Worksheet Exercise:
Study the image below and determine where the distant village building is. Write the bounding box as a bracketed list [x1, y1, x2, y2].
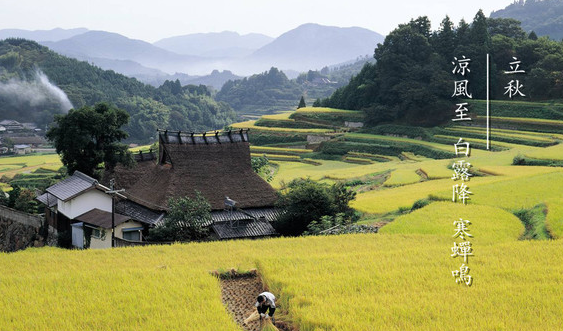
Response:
[0, 120, 47, 153]
[0, 120, 25, 132]
[13, 144, 31, 155]
[9, 136, 48, 147]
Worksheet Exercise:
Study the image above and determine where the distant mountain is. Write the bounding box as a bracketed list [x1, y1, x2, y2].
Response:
[41, 31, 205, 74]
[0, 28, 88, 42]
[154, 31, 273, 58]
[135, 70, 241, 90]
[7, 24, 385, 80]
[490, 0, 563, 40]
[81, 57, 167, 77]
[244, 23, 384, 73]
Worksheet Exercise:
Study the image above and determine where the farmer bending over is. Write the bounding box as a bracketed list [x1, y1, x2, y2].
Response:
[255, 291, 276, 322]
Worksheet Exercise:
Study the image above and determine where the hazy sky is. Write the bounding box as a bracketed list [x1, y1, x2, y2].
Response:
[0, 0, 514, 42]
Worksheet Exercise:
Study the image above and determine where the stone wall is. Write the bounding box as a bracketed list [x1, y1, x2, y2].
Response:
[0, 206, 49, 252]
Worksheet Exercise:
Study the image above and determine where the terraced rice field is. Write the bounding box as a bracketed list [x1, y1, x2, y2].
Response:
[232, 120, 332, 133]
[0, 153, 62, 180]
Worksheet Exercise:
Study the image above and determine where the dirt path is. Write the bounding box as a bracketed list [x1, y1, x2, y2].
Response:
[220, 275, 294, 331]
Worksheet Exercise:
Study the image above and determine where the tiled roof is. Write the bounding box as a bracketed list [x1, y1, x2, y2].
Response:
[115, 200, 165, 226]
[0, 120, 21, 126]
[74, 208, 131, 229]
[36, 192, 57, 208]
[46, 171, 99, 201]
[211, 208, 280, 224]
[211, 219, 278, 239]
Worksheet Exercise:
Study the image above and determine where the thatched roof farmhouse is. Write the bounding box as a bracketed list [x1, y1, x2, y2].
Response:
[105, 129, 279, 240]
[38, 129, 279, 248]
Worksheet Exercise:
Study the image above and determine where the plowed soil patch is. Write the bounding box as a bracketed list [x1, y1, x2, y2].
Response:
[220, 275, 293, 331]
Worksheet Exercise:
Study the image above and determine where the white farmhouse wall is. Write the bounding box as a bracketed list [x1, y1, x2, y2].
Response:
[57, 190, 112, 220]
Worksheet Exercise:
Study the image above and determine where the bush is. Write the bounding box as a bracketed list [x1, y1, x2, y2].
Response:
[512, 154, 563, 167]
[304, 213, 350, 235]
[274, 179, 356, 236]
[410, 198, 432, 212]
[148, 191, 211, 241]
[249, 133, 307, 146]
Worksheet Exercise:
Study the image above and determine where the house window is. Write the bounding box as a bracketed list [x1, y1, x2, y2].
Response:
[92, 228, 102, 239]
[122, 227, 143, 241]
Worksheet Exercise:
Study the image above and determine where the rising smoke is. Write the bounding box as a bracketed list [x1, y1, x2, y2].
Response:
[0, 69, 74, 112]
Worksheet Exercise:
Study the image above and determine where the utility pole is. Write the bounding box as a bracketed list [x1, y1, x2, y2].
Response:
[106, 179, 125, 248]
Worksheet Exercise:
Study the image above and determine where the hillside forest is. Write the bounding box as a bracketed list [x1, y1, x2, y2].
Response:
[491, 0, 563, 40]
[321, 10, 563, 127]
[0, 39, 237, 142]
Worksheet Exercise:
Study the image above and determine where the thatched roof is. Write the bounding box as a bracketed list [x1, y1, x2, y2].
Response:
[106, 130, 278, 211]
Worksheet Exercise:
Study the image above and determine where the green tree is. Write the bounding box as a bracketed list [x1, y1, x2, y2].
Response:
[148, 191, 211, 241]
[297, 96, 306, 109]
[46, 102, 133, 179]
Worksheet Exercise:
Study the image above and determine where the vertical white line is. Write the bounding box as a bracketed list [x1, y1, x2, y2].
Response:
[487, 53, 490, 150]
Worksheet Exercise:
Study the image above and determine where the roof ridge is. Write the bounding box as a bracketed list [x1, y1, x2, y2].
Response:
[73, 171, 98, 185]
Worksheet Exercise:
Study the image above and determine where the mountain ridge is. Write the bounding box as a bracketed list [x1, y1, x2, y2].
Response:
[2, 24, 384, 81]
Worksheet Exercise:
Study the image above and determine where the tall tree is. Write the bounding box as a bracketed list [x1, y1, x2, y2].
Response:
[297, 96, 306, 109]
[454, 19, 471, 49]
[436, 16, 456, 59]
[46, 102, 133, 179]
